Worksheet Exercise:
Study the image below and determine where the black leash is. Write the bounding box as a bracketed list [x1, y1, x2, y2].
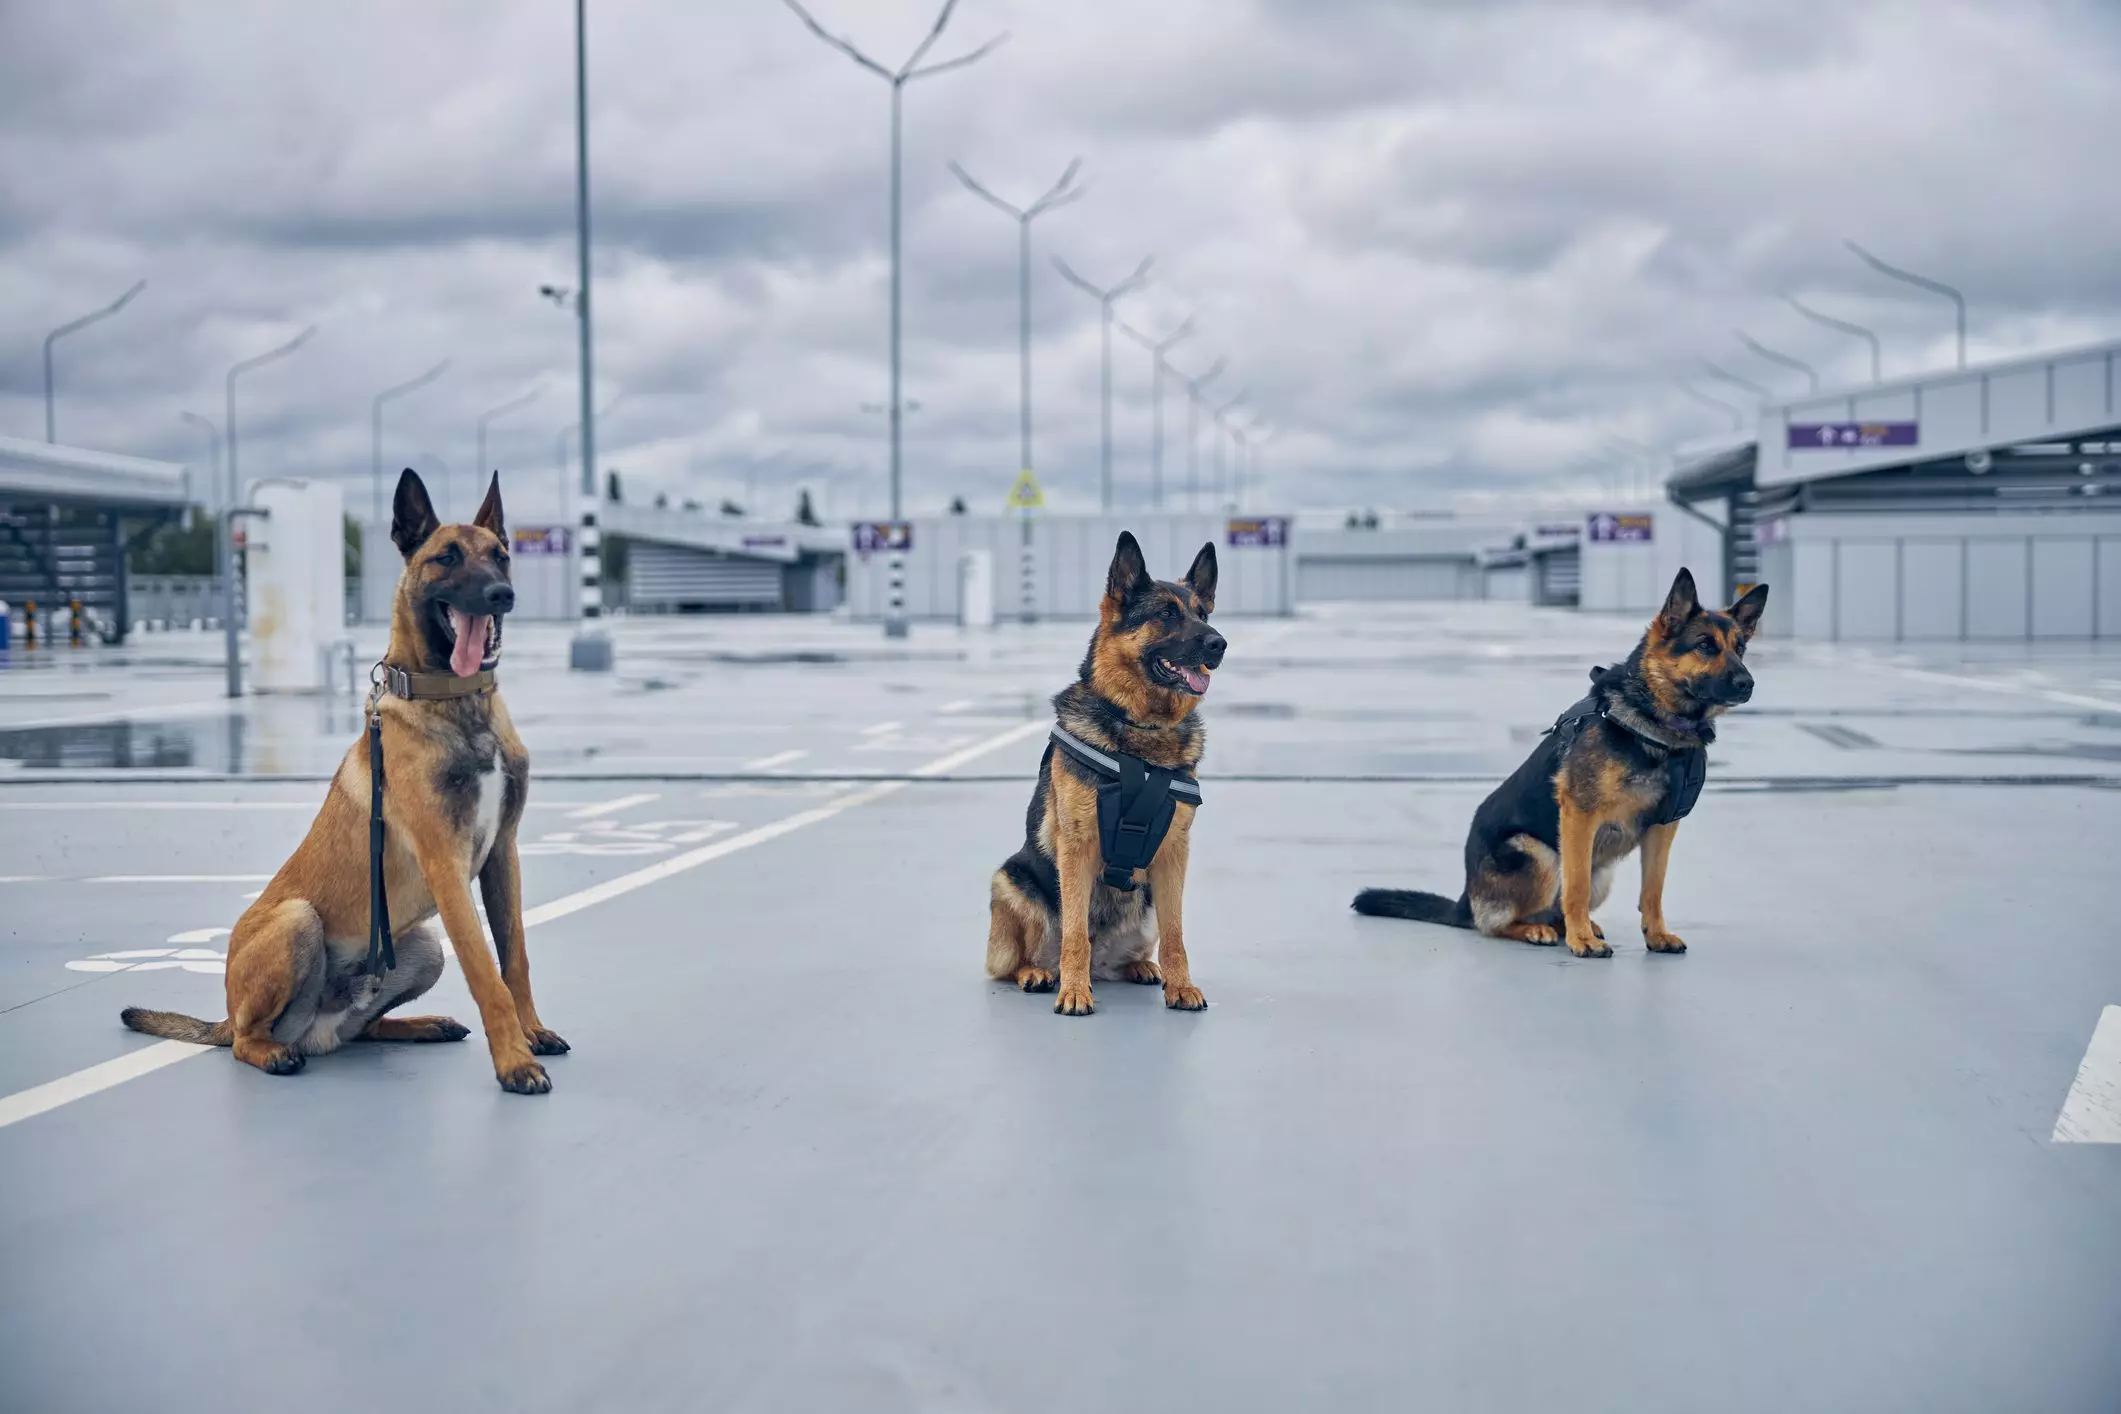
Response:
[362, 662, 498, 976]
[365, 686, 395, 976]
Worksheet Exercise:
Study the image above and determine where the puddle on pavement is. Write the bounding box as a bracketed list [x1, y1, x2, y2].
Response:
[0, 700, 367, 773]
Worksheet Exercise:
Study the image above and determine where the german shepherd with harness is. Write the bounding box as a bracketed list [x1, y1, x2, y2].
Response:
[1353, 568, 1767, 958]
[121, 469, 566, 1093]
[986, 532, 1226, 1016]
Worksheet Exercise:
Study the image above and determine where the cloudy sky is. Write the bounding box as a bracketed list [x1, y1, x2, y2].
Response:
[2, 0, 2118, 525]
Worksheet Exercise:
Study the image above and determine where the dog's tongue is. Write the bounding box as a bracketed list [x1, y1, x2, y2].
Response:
[449, 610, 489, 678]
[1180, 665, 1209, 694]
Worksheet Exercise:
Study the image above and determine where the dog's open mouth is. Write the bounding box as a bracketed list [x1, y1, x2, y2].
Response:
[436, 605, 502, 678]
[1152, 656, 1211, 696]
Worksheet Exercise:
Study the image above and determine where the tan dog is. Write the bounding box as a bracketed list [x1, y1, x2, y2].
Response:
[122, 469, 565, 1093]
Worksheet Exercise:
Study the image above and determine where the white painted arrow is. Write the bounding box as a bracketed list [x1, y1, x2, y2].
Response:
[2053, 1006, 2121, 1143]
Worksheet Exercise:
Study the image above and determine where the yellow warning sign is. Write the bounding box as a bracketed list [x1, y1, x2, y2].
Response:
[1005, 469, 1044, 511]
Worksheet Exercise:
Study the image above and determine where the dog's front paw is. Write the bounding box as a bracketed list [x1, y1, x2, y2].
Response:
[1014, 966, 1056, 993]
[245, 1043, 306, 1076]
[1053, 981, 1096, 1016]
[496, 1058, 552, 1094]
[1644, 929, 1688, 954]
[1118, 959, 1163, 986]
[1564, 930, 1612, 959]
[1590, 921, 1607, 941]
[1163, 983, 1207, 1011]
[526, 1027, 570, 1055]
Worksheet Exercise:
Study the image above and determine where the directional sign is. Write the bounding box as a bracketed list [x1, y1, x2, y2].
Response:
[1005, 469, 1044, 511]
[1789, 421, 1918, 450]
[851, 521, 912, 554]
[512, 526, 571, 556]
[1226, 516, 1288, 548]
[1587, 512, 1653, 543]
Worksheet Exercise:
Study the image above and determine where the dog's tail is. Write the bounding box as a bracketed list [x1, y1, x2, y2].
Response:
[119, 1008, 233, 1046]
[1350, 888, 1473, 928]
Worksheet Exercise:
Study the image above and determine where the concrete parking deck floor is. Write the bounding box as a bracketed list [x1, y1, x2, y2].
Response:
[3, 604, 2118, 1413]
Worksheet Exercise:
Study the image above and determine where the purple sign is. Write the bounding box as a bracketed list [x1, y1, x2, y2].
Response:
[1790, 421, 1918, 450]
[851, 521, 911, 554]
[1226, 516, 1288, 549]
[511, 526, 571, 556]
[1587, 512, 1653, 543]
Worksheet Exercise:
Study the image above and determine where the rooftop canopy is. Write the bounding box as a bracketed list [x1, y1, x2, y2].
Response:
[0, 432, 191, 509]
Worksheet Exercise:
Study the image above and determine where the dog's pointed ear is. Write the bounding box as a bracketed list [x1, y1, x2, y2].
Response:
[391, 468, 440, 558]
[1729, 582, 1769, 640]
[1183, 541, 1218, 610]
[473, 472, 505, 540]
[1652, 567, 1700, 639]
[1105, 531, 1151, 607]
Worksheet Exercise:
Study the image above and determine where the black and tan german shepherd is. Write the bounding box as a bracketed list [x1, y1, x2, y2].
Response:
[1353, 568, 1767, 958]
[986, 532, 1226, 1015]
[122, 469, 566, 1093]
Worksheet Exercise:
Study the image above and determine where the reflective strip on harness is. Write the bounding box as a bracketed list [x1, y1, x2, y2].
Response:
[1049, 726, 1202, 891]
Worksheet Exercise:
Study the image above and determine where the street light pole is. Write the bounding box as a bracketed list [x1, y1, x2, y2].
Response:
[1051, 254, 1150, 512]
[370, 359, 451, 528]
[784, 0, 1007, 639]
[1735, 331, 1818, 395]
[43, 280, 145, 444]
[1210, 389, 1248, 509]
[1174, 355, 1225, 512]
[1845, 239, 1966, 370]
[223, 323, 317, 699]
[567, 0, 614, 670]
[1674, 377, 1744, 432]
[1783, 293, 1882, 383]
[1119, 316, 1193, 511]
[474, 383, 543, 516]
[949, 158, 1084, 478]
[1697, 358, 1773, 405]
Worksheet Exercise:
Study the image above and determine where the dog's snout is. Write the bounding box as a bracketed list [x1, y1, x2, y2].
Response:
[485, 582, 516, 613]
[1727, 667, 1754, 702]
[1202, 631, 1227, 664]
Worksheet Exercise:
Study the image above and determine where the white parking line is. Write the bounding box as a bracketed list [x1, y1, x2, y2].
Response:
[742, 749, 809, 771]
[565, 793, 661, 819]
[0, 716, 1050, 1132]
[2053, 1006, 2121, 1143]
[859, 721, 902, 736]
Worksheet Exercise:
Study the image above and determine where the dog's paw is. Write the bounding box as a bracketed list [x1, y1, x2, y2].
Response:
[1644, 929, 1688, 955]
[1053, 981, 1096, 1016]
[1014, 966, 1056, 993]
[252, 1044, 305, 1076]
[1163, 983, 1208, 1011]
[1564, 932, 1613, 959]
[496, 1059, 552, 1095]
[1118, 959, 1164, 986]
[1512, 924, 1560, 945]
[1590, 921, 1607, 941]
[526, 1027, 570, 1055]
[391, 1015, 470, 1042]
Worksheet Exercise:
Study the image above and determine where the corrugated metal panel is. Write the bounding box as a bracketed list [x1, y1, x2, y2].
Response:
[630, 543, 783, 608]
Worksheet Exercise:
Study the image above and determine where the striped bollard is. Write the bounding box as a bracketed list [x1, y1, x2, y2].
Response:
[578, 509, 601, 619]
[1019, 515, 1036, 624]
[884, 549, 908, 639]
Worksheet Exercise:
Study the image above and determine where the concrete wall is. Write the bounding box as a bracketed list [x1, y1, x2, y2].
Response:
[1757, 508, 2121, 640]
[845, 515, 1292, 620]
[1577, 504, 1727, 614]
[357, 519, 575, 622]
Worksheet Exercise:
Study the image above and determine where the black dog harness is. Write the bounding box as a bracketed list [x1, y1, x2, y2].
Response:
[363, 665, 497, 976]
[1547, 688, 1707, 827]
[1048, 726, 1203, 891]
